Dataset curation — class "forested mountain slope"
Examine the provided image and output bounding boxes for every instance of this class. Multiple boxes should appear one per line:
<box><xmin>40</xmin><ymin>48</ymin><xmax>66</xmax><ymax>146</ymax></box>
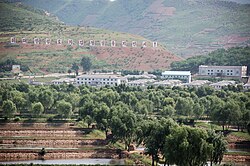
<box><xmin>0</xmin><ymin>2</ymin><xmax>180</xmax><ymax>74</ymax></box>
<box><xmin>14</xmin><ymin>0</ymin><xmax>250</xmax><ymax>57</ymax></box>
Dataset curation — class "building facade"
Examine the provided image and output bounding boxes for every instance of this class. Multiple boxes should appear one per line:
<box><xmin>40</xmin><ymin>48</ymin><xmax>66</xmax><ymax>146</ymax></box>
<box><xmin>161</xmin><ymin>71</ymin><xmax>191</xmax><ymax>83</ymax></box>
<box><xmin>76</xmin><ymin>74</ymin><xmax>127</xmax><ymax>86</ymax></box>
<box><xmin>198</xmin><ymin>65</ymin><xmax>247</xmax><ymax>77</ymax></box>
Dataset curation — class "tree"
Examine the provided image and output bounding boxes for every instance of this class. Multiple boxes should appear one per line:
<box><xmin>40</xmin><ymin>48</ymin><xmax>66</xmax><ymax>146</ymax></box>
<box><xmin>2</xmin><ymin>100</ymin><xmax>17</xmax><ymax>119</ymax></box>
<box><xmin>31</xmin><ymin>102</ymin><xmax>44</xmax><ymax>117</ymax></box>
<box><xmin>164</xmin><ymin>126</ymin><xmax>212</xmax><ymax>166</ymax></box>
<box><xmin>56</xmin><ymin>100</ymin><xmax>72</xmax><ymax>119</ymax></box>
<box><xmin>93</xmin><ymin>102</ymin><xmax>110</xmax><ymax>138</ymax></box>
<box><xmin>71</xmin><ymin>62</ymin><xmax>79</xmax><ymax>76</ymax></box>
<box><xmin>193</xmin><ymin>102</ymin><xmax>205</xmax><ymax>120</ymax></box>
<box><xmin>175</xmin><ymin>97</ymin><xmax>194</xmax><ymax>117</ymax></box>
<box><xmin>81</xmin><ymin>57</ymin><xmax>92</xmax><ymax>72</ymax></box>
<box><xmin>136</xmin><ymin>118</ymin><xmax>177</xmax><ymax>166</ymax></box>
<box><xmin>161</xmin><ymin>105</ymin><xmax>175</xmax><ymax>117</ymax></box>
<box><xmin>67</xmin><ymin>69</ymin><xmax>72</xmax><ymax>75</ymax></box>
<box><xmin>207</xmin><ymin>130</ymin><xmax>227</xmax><ymax>166</ymax></box>
<box><xmin>110</xmin><ymin>106</ymin><xmax>137</xmax><ymax>151</ymax></box>
<box><xmin>38</xmin><ymin>89</ymin><xmax>54</xmax><ymax>111</ymax></box>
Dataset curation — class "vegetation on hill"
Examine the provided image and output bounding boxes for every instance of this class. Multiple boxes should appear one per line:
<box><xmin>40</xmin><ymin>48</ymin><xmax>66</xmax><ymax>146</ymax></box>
<box><xmin>170</xmin><ymin>47</ymin><xmax>250</xmax><ymax>74</ymax></box>
<box><xmin>0</xmin><ymin>2</ymin><xmax>63</xmax><ymax>32</ymax></box>
<box><xmin>0</xmin><ymin>2</ymin><xmax>179</xmax><ymax>74</ymax></box>
<box><xmin>17</xmin><ymin>0</ymin><xmax>250</xmax><ymax>57</ymax></box>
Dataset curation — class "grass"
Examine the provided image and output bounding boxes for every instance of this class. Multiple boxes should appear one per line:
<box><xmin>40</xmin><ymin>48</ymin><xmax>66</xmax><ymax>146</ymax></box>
<box><xmin>195</xmin><ymin>121</ymin><xmax>222</xmax><ymax>130</ymax></box>
<box><xmin>83</xmin><ymin>129</ymin><xmax>106</xmax><ymax>140</ymax></box>
<box><xmin>129</xmin><ymin>153</ymin><xmax>152</xmax><ymax>166</ymax></box>
<box><xmin>0</xmin><ymin>77</ymin><xmax>58</xmax><ymax>84</ymax></box>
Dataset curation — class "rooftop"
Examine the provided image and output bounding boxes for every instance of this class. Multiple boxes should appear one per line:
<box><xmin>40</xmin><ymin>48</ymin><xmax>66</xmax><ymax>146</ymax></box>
<box><xmin>162</xmin><ymin>71</ymin><xmax>191</xmax><ymax>76</ymax></box>
<box><xmin>199</xmin><ymin>65</ymin><xmax>247</xmax><ymax>69</ymax></box>
<box><xmin>77</xmin><ymin>74</ymin><xmax>123</xmax><ymax>79</ymax></box>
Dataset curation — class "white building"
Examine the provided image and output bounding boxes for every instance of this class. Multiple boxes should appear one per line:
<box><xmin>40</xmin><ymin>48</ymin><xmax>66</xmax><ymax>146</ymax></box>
<box><xmin>198</xmin><ymin>65</ymin><xmax>247</xmax><ymax>77</ymax></box>
<box><xmin>209</xmin><ymin>80</ymin><xmax>236</xmax><ymax>90</ymax></box>
<box><xmin>76</xmin><ymin>74</ymin><xmax>127</xmax><ymax>86</ymax></box>
<box><xmin>162</xmin><ymin>71</ymin><xmax>191</xmax><ymax>83</ymax></box>
<box><xmin>51</xmin><ymin>78</ymin><xmax>75</xmax><ymax>85</ymax></box>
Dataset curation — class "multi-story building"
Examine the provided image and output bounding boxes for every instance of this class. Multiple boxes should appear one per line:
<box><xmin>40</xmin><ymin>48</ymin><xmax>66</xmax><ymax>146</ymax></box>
<box><xmin>161</xmin><ymin>71</ymin><xmax>191</xmax><ymax>83</ymax></box>
<box><xmin>198</xmin><ymin>65</ymin><xmax>247</xmax><ymax>77</ymax></box>
<box><xmin>76</xmin><ymin>74</ymin><xmax>127</xmax><ymax>86</ymax></box>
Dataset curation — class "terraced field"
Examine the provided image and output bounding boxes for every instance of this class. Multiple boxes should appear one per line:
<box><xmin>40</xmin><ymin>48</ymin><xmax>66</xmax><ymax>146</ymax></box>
<box><xmin>0</xmin><ymin>123</ymin><xmax>118</xmax><ymax>161</ymax></box>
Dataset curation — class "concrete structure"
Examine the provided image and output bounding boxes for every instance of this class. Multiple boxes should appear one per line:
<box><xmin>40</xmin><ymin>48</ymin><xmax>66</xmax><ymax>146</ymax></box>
<box><xmin>209</xmin><ymin>80</ymin><xmax>236</xmax><ymax>90</ymax></box>
<box><xmin>162</xmin><ymin>71</ymin><xmax>191</xmax><ymax>83</ymax></box>
<box><xmin>127</xmin><ymin>79</ymin><xmax>155</xmax><ymax>87</ymax></box>
<box><xmin>76</xmin><ymin>74</ymin><xmax>127</xmax><ymax>86</ymax></box>
<box><xmin>153</xmin><ymin>80</ymin><xmax>182</xmax><ymax>87</ymax></box>
<box><xmin>51</xmin><ymin>78</ymin><xmax>75</xmax><ymax>85</ymax></box>
<box><xmin>198</xmin><ymin>65</ymin><xmax>247</xmax><ymax>77</ymax></box>
<box><xmin>182</xmin><ymin>80</ymin><xmax>211</xmax><ymax>88</ymax></box>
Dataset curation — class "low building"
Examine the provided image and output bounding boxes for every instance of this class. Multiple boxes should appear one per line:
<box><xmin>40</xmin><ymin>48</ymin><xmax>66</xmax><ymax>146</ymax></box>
<box><xmin>198</xmin><ymin>65</ymin><xmax>247</xmax><ymax>77</ymax></box>
<box><xmin>209</xmin><ymin>80</ymin><xmax>236</xmax><ymax>90</ymax></box>
<box><xmin>162</xmin><ymin>71</ymin><xmax>191</xmax><ymax>83</ymax></box>
<box><xmin>153</xmin><ymin>80</ymin><xmax>182</xmax><ymax>87</ymax></box>
<box><xmin>182</xmin><ymin>80</ymin><xmax>211</xmax><ymax>88</ymax></box>
<box><xmin>12</xmin><ymin>65</ymin><xmax>21</xmax><ymax>74</ymax></box>
<box><xmin>51</xmin><ymin>78</ymin><xmax>75</xmax><ymax>85</ymax></box>
<box><xmin>127</xmin><ymin>79</ymin><xmax>155</xmax><ymax>87</ymax></box>
<box><xmin>76</xmin><ymin>74</ymin><xmax>127</xmax><ymax>86</ymax></box>
<box><xmin>125</xmin><ymin>74</ymin><xmax>157</xmax><ymax>79</ymax></box>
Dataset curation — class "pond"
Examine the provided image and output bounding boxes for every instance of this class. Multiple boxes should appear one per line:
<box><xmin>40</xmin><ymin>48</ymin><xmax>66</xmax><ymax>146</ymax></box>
<box><xmin>0</xmin><ymin>159</ymin><xmax>125</xmax><ymax>165</ymax></box>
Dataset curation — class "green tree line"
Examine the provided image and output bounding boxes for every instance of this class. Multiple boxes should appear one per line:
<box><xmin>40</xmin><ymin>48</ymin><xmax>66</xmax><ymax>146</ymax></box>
<box><xmin>171</xmin><ymin>47</ymin><xmax>250</xmax><ymax>74</ymax></box>
<box><xmin>1</xmin><ymin>83</ymin><xmax>249</xmax><ymax>165</ymax></box>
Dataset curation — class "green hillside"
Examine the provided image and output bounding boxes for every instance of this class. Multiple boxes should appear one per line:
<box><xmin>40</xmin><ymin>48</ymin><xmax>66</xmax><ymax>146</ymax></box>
<box><xmin>0</xmin><ymin>2</ymin><xmax>180</xmax><ymax>75</ymax></box>
<box><xmin>17</xmin><ymin>0</ymin><xmax>250</xmax><ymax>57</ymax></box>
<box><xmin>0</xmin><ymin>2</ymin><xmax>63</xmax><ymax>31</ymax></box>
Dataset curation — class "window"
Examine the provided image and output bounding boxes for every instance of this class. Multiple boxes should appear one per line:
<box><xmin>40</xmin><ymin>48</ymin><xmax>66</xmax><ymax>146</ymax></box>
<box><xmin>231</xmin><ymin>70</ymin><xmax>233</xmax><ymax>72</ymax></box>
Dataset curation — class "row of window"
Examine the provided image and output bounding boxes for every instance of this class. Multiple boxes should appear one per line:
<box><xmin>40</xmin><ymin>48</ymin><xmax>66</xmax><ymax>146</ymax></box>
<box><xmin>77</xmin><ymin>78</ymin><xmax>117</xmax><ymax>81</ymax></box>
<box><xmin>77</xmin><ymin>81</ymin><xmax>116</xmax><ymax>85</ymax></box>
<box><xmin>164</xmin><ymin>75</ymin><xmax>189</xmax><ymax>78</ymax></box>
